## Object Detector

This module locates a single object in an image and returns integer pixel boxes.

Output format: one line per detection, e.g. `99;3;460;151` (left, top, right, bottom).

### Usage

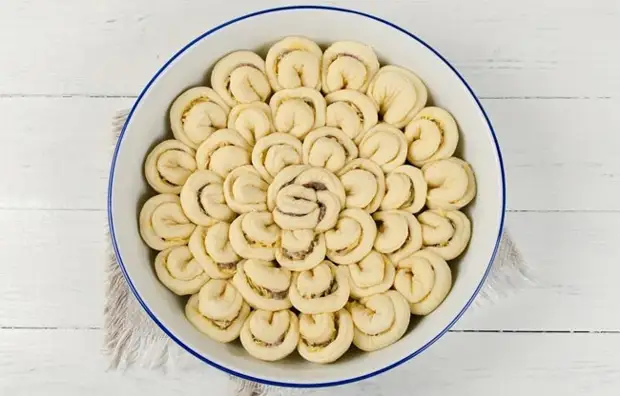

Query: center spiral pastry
140;36;479;364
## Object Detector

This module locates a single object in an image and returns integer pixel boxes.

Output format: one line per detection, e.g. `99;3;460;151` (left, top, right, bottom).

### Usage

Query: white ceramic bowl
108;5;506;388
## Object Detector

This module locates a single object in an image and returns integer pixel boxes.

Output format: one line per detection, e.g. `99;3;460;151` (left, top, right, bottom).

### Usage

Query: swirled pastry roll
348;290;410;352
210;50;271;107
373;210;423;264
345;250;395;299
275;229;326;271
154;246;209;295
366;65;428;128
139;194;195;251
298;309;354;364
394;249;452;315
289;261;350;314
302;126;358;173
195;129;251;178
232;259;292;311
358;123;408;173
268;166;345;232
422;157;476;210
144;140;196;194
269;87;326;139
229;212;280;261
325;208;377;265
321;41;379;94
169;87;230;149
180;170;235;226
189;225;238;279
418;209;471;260
265;36;322;91
404;107;458;166
227;102;274;146
240;309;299;361
223;165;268;214
381;165;427;214
337;159;385;213
325;89;379;144
251;133;302;183
185;279;250;342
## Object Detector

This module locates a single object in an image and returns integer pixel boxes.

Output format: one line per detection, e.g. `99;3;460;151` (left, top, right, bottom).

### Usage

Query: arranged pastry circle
358;123;408;173
240;309;299;361
325;89;379;144
366;65;428;128
169;87;230;149
373;210;423;264
381;165;428;214
195;129;251;178
139;194;195;251
232;259;292;311
227;102;274;146
144;140;196;194
252;133;303;183
302;126;358;173
298;309;354;363
348;290;411;352
321;41;380;94
229;212;280;261
189;225;234;280
185;279;251;342
270;87;326;139
276;229;326;271
345;250;396;299
325;208;377;265
419;209;472;260
211;50;271;106
180;170;235;226
423;157;476;210
289;261;350;314
394;249;452;315
223;165;268;214
405;107;458;166
337;158;385;213
154;246;210;295
265;36;323;91
203;222;241;279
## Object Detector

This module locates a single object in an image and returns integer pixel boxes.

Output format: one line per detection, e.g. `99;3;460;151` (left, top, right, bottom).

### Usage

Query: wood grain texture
0;0;618;98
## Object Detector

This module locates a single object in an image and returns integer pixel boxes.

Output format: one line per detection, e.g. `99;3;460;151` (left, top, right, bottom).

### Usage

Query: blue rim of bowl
107;4;506;388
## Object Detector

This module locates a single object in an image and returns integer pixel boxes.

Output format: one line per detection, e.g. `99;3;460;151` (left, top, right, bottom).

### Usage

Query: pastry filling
252;331;287;347
282;236;318;260
246;276;288;300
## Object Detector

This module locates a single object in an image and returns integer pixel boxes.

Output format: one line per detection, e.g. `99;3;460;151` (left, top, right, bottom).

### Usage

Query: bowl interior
109;6;504;386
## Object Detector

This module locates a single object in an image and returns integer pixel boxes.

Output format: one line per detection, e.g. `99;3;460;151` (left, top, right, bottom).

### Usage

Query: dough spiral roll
381;165;427;214
366;65;428;128
269;87;326;139
373;210;423;264
227;102;274;146
337;158;385;213
298;309;354;364
265;36;322;91
185;279;250;342
325;208;377;265
394;249;452;315
229;212;280;261
348;290;410;352
154;246;210;295
418;209;471;260
325;89;379;144
180;170;235;226
251;133;302;183
144;140;196;194
268;166;345;232
169;87;230;149
404;107;459;166
289;261;350;314
321;41;379;94
139;194;195;251
223;165;268;214
302;126;358;173
232;259;292;311
195;129;251;178
189;225;238;279
275;229;326;271
345;250;395;299
358;123;408;173
240;309;299;361
210;50;271;107
422;157;476;210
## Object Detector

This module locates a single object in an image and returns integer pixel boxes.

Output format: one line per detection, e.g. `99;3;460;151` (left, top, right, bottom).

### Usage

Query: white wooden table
1;0;618;394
